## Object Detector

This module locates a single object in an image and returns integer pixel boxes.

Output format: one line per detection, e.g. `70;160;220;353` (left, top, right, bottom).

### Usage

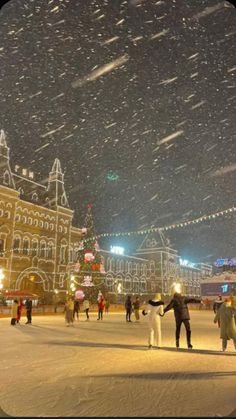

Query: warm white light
0;268;4;281
0;283;3;290
54;289;58;294
117;283;122;294
70;275;75;282
110;246;124;255
173;282;181;293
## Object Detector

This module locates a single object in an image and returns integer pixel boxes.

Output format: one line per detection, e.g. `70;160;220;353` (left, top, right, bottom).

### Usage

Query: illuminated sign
214;258;236;267
221;284;228;293
110;246;124;255
179;258;195;268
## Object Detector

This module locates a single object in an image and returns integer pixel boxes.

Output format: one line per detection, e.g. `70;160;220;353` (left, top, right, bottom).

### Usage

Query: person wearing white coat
142;293;164;349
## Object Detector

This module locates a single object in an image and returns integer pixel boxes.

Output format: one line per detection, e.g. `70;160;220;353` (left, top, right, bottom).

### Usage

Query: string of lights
89;204;236;241
0;204;235;255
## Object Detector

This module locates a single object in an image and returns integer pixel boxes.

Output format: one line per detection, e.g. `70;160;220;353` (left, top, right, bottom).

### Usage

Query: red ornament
87;203;93;209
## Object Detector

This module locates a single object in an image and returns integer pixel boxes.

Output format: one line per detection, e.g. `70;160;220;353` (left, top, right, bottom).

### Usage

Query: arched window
39;220;43;228
3;171;10;186
32;240;38;257
40;241;46;258
13;237;20;254
61;194;67;206
15;214;20;223
48;242;54;259
60;244;67;264
23;238;29;255
32;193;38;202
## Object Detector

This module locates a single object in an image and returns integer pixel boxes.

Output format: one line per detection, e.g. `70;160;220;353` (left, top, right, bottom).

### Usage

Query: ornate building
101;232;212;299
0;129;212;301
0;129;82;300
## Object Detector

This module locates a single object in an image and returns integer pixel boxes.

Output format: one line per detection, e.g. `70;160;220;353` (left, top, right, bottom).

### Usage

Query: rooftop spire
0;129;7;147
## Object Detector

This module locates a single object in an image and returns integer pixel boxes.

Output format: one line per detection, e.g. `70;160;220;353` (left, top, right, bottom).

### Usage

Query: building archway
15;268;50;297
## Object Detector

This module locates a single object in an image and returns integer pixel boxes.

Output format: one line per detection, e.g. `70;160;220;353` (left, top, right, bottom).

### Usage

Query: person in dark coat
25;298;32;324
162;292;202;349
73;300;80;320
125;295;132;322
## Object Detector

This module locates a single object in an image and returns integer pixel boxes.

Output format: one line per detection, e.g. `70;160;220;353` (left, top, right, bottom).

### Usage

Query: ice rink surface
0;310;235;417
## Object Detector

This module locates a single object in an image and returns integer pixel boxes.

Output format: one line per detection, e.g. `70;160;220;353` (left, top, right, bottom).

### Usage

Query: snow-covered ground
0;310;235;417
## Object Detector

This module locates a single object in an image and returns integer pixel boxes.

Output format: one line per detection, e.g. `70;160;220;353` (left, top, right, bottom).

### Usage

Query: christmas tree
73;204;106;303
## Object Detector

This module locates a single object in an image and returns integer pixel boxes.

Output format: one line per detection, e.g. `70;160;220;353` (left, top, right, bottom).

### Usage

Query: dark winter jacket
125;297;132;310
213;298;223;314
25;299;32;311
164;293;201;321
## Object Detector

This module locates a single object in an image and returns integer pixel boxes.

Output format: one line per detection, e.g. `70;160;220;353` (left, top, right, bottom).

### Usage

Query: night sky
1;0;236;263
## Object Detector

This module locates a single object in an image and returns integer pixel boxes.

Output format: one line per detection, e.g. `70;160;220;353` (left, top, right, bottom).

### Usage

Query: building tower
46;158;69;208
0;129;15;189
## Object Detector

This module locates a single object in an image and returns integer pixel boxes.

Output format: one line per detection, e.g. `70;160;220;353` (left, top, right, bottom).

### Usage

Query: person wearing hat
142;293;164;349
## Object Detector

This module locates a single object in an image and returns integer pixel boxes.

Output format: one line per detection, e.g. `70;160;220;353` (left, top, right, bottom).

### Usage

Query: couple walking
142;292;201;349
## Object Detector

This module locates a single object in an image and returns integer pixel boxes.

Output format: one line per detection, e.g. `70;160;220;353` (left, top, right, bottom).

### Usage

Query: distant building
100;231;212;298
0;129;212;300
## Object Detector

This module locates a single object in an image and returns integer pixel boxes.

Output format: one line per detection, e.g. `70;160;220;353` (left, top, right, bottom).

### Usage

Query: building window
48;243;53;259
3;171;10;186
60;245;66;264
13;237;20;254
32;193;38;202
0;239;4;256
40;241;46;258
23;239;29;255
32;241;38;257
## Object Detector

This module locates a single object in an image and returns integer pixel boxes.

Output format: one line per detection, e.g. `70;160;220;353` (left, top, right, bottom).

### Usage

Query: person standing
11;299;19;326
83;298;90;321
73;300;80;320
213;295;223;327
105;299;110;314
142;293;164;349
214;299;236;351
133;296;140;322
25;298;33;324
125;295;132;322
64;297;74;326
97;296;105;320
162;292;202;349
16;298;24;324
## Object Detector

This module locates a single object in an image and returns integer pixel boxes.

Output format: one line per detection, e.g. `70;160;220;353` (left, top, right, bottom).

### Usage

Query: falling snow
0;0;236;262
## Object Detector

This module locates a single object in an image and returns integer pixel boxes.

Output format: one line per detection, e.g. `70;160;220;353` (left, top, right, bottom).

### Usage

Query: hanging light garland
86;204;236;241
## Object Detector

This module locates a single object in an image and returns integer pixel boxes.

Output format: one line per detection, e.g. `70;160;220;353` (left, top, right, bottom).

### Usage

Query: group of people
126;291;236;352
10;298;32;325
125;295;141;322
64;294;110;326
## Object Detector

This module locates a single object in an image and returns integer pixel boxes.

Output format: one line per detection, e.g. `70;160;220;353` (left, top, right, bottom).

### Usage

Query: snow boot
187;330;192;349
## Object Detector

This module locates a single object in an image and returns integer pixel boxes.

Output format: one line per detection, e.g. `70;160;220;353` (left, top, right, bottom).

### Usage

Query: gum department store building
0;130;212;302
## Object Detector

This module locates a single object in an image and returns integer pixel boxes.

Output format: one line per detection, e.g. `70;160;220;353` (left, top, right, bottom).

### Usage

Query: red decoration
87;203;93;209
